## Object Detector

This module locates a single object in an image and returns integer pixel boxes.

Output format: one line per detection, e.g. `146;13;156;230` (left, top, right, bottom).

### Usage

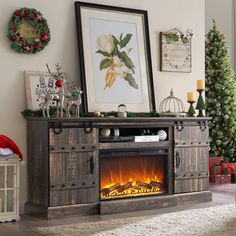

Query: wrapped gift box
210;166;222;175
221;162;236;169
210;174;231;184
209;156;221;168
223;167;233;175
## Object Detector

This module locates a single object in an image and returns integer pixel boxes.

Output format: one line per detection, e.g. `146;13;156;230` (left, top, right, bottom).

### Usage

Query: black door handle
90;156;94;175
176;152;180;168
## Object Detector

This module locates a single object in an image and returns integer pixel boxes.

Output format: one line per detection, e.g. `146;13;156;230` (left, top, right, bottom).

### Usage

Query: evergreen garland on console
205;20;236;162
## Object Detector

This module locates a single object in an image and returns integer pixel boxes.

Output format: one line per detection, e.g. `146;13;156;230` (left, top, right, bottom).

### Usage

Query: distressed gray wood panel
49;127;99;207
174;125;209;193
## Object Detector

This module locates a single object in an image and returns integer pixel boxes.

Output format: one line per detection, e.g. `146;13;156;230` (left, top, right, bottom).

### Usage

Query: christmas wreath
8;8;50;54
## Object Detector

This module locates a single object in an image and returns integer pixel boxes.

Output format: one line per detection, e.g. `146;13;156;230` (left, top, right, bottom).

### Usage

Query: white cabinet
0;155;20;222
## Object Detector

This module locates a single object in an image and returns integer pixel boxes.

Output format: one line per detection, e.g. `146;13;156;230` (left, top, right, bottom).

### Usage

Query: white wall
0;0;205;212
205;0;235;65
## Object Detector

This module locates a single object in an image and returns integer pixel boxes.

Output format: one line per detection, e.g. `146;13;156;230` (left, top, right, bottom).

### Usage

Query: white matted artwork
24;71;57;110
160;29;192;72
75;2;155;113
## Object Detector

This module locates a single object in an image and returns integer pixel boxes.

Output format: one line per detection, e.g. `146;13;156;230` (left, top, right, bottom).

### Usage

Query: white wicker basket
0;155;20;222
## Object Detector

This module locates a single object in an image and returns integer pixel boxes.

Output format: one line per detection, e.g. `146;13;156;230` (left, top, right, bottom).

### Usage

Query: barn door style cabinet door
25;119;99;219
49;126;99;206
174;121;209;193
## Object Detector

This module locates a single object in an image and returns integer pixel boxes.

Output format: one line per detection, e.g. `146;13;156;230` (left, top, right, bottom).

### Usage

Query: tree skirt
35;204;236;236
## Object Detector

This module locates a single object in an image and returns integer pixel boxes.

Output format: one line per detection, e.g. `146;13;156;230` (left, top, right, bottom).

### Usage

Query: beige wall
205;0;235;66
0;0;205;212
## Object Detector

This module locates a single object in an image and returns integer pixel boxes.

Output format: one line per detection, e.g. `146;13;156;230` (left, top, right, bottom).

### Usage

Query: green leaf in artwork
96;50;110;57
127;48;133;53
120;34;132;48
112;35;120;56
118;51;135;72
100;58;111;70
124;74;138;89
112;35;120;46
119;33;123;42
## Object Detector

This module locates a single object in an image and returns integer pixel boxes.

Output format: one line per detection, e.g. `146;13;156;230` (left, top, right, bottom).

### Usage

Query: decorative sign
18;22;37;40
24;71;57;110
160;29;192;72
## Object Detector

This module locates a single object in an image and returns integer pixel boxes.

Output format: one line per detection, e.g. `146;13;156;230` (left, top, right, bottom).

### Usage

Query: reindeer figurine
40;93;59;118
65;82;83;117
42;63;67;118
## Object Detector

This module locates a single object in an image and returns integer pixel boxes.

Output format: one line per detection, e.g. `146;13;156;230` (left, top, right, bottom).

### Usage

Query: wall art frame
160;28;192;73
24;71;57;110
75;1;155;113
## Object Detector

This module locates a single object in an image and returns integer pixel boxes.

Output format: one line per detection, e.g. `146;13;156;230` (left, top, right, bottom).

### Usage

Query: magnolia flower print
96;33;138;90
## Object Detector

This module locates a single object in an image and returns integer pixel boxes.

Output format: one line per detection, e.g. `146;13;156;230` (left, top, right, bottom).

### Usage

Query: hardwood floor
0;184;235;236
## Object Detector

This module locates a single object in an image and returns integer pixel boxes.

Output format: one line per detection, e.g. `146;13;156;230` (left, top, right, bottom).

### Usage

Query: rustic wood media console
25;117;212;219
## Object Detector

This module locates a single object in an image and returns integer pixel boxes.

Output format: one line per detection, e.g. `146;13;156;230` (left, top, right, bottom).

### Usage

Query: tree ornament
206;19;236;163
55;80;63;87
71;91;78;97
8;7;50;54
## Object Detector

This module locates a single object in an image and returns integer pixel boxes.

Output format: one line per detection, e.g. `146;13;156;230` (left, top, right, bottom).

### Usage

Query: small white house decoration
0;155;20;222
160;28;193;72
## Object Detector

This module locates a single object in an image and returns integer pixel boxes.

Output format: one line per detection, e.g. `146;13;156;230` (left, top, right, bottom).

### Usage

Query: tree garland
8;8;50;54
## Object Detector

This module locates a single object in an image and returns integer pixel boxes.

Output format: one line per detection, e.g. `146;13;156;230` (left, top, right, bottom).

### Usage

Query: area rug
35;204;236;236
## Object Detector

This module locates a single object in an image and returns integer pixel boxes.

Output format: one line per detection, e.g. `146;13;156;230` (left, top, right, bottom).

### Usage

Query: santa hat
0;135;23;161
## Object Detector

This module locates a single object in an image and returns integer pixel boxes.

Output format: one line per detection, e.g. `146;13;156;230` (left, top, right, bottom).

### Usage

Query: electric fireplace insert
100;148;168;200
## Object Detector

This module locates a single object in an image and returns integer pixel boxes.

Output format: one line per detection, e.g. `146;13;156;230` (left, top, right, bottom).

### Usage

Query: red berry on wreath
55;80;63;87
11;35;17;41
20;16;24;20
40;32;46;36
34;44;39;49
19;36;24;41
24;10;29;15
14;10;20;16
30;15;35;20
11;24;16;30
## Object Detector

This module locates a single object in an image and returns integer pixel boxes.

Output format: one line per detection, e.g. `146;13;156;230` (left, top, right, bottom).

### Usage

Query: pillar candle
197;80;205;90
187;92;196;102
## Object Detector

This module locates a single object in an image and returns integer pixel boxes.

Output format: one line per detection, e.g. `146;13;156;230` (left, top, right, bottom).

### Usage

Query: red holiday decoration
8;7;50;54
55;80;63;87
0;135;23;160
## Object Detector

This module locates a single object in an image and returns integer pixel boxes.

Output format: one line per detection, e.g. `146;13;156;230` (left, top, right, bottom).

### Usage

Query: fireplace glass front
100;149;168;200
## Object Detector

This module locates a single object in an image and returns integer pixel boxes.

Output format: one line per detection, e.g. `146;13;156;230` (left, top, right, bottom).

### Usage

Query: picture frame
75;2;155;113
160;29;192;73
24;71;57;110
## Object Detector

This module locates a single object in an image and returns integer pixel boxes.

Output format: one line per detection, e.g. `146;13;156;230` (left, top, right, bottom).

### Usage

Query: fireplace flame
100;155;166;200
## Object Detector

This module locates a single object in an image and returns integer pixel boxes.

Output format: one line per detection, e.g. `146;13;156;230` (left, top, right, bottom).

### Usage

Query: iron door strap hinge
175;172;209;179
53;122;62;135
84;122;93;134
176;121;184;131
199;121;207;131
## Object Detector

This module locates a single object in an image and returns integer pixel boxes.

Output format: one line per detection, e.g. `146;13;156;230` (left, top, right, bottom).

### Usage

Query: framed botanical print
75;2;155;113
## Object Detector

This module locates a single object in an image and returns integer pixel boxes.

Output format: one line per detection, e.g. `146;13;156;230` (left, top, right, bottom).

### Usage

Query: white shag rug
35;204;236;236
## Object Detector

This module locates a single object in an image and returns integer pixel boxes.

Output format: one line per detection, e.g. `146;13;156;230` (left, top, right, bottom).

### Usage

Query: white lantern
0;155;20;222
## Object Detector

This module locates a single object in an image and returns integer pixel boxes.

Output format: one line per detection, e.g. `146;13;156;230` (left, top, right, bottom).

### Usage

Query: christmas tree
205;20;236;162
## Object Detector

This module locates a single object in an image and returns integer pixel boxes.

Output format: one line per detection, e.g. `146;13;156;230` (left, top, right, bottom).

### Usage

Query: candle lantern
159;89;186;117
